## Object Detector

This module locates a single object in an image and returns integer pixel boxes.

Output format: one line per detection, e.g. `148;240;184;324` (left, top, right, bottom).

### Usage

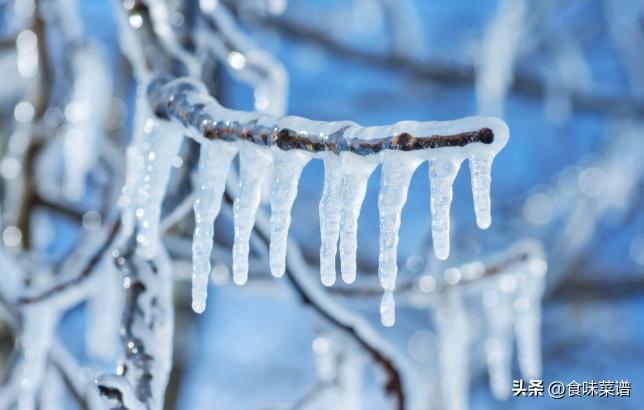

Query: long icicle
515;256;547;379
378;151;422;326
269;147;311;277
319;153;343;286
192;140;238;313
232;142;272;285
339;153;379;284
483;274;517;399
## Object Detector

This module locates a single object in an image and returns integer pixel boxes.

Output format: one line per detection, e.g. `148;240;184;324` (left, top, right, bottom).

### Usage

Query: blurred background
0;0;643;409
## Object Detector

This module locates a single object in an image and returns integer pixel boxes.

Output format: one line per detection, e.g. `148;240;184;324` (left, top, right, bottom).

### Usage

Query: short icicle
191;140;238;314
319;153;343;286
377;150;422;326
468;152;494;229
339;153;379;284
269;147;311;277
429;155;463;260
232;142;272;285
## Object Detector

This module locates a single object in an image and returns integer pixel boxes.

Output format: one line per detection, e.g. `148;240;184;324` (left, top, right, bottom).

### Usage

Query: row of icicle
437;242;546;410
119;87;509;326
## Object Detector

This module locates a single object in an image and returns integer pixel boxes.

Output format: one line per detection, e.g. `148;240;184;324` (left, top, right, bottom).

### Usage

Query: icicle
118;88;152;238
232;142;272;285
377;150;421;326
339;153;379;284
269;147;311;277
191;140;238;313
319;153;343;286
379;289;396;327
515;256;547;379
135;117;184;259
429;154;463;260
468;152;494;229
482;274;517;400
437;289;470;410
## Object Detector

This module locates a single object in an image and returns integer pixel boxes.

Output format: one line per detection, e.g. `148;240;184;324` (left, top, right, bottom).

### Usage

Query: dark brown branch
16;220;120;305
150;77;495;156
330;246;532;298
15;1;54;249
32;194;85;222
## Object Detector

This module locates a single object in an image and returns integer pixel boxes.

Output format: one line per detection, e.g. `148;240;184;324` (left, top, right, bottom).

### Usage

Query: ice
429;155;464;260
192;140;238;313
232;142;272;285
118;89;184;260
135;118;184;259
269;147;311;277
118;89;151;237
200;3;288;116
319;153;343;286
339;153;379;284
379;289;396;327
515;258;547;379
377;150;422;326
482;274;517;399
437;290;470;410
469;152;494;229
153;80;510;327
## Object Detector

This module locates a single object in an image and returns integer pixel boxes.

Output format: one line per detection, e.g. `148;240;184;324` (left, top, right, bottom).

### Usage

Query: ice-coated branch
96;240;174;410
199;1;288;115
116;0;509;325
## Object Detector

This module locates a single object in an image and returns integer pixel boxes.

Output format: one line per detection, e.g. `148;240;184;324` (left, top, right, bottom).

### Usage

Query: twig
227;4;644;118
